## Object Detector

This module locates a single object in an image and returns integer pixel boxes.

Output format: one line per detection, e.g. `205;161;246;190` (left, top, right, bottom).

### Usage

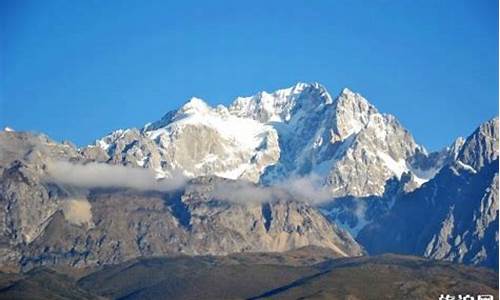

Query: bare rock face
181;177;362;257
457;117;499;171
0;132;81;243
0;131;362;271
1;161;59;245
0;132;82;270
358;118;499;269
17;178;362;270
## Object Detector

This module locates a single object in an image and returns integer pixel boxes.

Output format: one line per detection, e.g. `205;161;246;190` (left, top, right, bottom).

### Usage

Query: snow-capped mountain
358;118;499;269
90;82;441;198
94;96;280;182
1;82;495;271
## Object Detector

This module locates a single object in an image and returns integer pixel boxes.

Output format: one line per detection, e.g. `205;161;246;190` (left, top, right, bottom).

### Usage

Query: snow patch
215;163;251;180
180;97;210;114
137;156;148;167
456;160;477;174
377;151;408;179
413;176;429;186
410;165;442;186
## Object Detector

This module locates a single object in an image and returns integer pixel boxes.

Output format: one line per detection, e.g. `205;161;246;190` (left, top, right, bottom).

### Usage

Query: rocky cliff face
256;86;429;198
21;180;362;270
0;131;362;271
91;83;439;198
358;118;499;269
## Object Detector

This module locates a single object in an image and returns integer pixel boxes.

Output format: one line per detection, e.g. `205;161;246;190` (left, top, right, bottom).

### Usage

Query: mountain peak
483;116;499;132
340;87;355;96
330;88;380;142
336;88;371;107
228;83;313;123
180;97;210;114
292;81;310;91
97;83;435;198
456;116;499;171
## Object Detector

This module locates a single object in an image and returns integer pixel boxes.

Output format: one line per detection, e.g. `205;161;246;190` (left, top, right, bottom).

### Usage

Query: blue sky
1;0;498;150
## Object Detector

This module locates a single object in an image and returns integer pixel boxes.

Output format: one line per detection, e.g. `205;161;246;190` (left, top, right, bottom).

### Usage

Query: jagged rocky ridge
90;83;439;197
0;82;497;271
85;83;464;238
358;118;499;269
0;131;362;271
84;83;500;269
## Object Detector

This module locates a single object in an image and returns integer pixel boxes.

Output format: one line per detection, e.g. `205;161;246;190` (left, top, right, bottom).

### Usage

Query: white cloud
212;173;333;205
47;161;334;205
47;160;187;192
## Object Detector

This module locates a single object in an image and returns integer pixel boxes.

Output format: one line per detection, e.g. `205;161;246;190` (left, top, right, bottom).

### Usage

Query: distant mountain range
0;82;497;279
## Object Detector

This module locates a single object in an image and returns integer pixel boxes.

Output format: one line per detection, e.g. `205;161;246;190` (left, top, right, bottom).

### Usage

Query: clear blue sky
1;0;498;150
